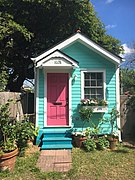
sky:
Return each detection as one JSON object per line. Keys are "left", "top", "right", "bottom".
{"left": 90, "top": 0, "right": 135, "bottom": 59}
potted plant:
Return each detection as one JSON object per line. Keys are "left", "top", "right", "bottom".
{"left": 72, "top": 107, "right": 93, "bottom": 148}
{"left": 0, "top": 101, "right": 18, "bottom": 171}
{"left": 106, "top": 108, "right": 120, "bottom": 150}
{"left": 16, "top": 117, "right": 39, "bottom": 155}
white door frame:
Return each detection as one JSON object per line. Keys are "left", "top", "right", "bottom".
{"left": 44, "top": 69, "right": 72, "bottom": 127}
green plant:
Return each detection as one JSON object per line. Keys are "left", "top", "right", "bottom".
{"left": 97, "top": 137, "right": 109, "bottom": 150}
{"left": 0, "top": 69, "right": 9, "bottom": 91}
{"left": 16, "top": 117, "right": 39, "bottom": 151}
{"left": 79, "top": 107, "right": 93, "bottom": 131}
{"left": 0, "top": 100, "right": 17, "bottom": 154}
{"left": 109, "top": 107, "right": 120, "bottom": 136}
{"left": 83, "top": 138, "right": 96, "bottom": 151}
{"left": 85, "top": 127, "right": 92, "bottom": 137}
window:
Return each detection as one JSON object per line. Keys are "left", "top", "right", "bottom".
{"left": 82, "top": 71, "right": 105, "bottom": 99}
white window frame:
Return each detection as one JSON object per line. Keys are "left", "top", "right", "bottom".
{"left": 81, "top": 69, "right": 106, "bottom": 100}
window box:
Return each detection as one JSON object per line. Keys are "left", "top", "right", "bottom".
{"left": 82, "top": 106, "right": 108, "bottom": 113}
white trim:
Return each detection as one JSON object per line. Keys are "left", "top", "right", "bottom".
{"left": 81, "top": 69, "right": 106, "bottom": 100}
{"left": 81, "top": 71, "right": 84, "bottom": 99}
{"left": 44, "top": 70, "right": 47, "bottom": 127}
{"left": 44, "top": 70, "right": 72, "bottom": 127}
{"left": 116, "top": 65, "right": 121, "bottom": 141}
{"left": 37, "top": 50, "right": 78, "bottom": 68}
{"left": 69, "top": 73, "right": 72, "bottom": 127}
{"left": 32, "top": 33, "right": 121, "bottom": 65}
{"left": 35, "top": 68, "right": 39, "bottom": 128}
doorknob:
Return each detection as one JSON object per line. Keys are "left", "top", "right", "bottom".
{"left": 66, "top": 98, "right": 69, "bottom": 105}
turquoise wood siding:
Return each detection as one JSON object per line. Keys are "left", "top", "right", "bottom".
{"left": 62, "top": 42, "right": 117, "bottom": 134}
{"left": 37, "top": 69, "right": 44, "bottom": 128}
{"left": 36, "top": 41, "right": 118, "bottom": 135}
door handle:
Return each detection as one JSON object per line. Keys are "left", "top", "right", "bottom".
{"left": 53, "top": 102, "right": 62, "bottom": 105}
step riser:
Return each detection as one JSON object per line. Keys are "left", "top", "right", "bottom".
{"left": 43, "top": 134, "right": 69, "bottom": 138}
{"left": 42, "top": 141, "right": 72, "bottom": 145}
{"left": 41, "top": 145, "right": 72, "bottom": 150}
{"left": 41, "top": 148, "right": 72, "bottom": 150}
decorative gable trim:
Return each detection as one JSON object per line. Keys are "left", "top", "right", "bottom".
{"left": 36, "top": 50, "right": 79, "bottom": 68}
{"left": 31, "top": 33, "right": 121, "bottom": 65}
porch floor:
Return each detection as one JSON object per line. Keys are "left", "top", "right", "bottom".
{"left": 36, "top": 150, "right": 72, "bottom": 172}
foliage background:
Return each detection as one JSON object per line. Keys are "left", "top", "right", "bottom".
{"left": 0, "top": 0, "right": 123, "bottom": 91}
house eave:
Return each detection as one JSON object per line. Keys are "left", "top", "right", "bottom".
{"left": 36, "top": 50, "right": 79, "bottom": 68}
{"left": 31, "top": 33, "right": 121, "bottom": 65}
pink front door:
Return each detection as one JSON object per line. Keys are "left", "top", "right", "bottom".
{"left": 47, "top": 73, "right": 69, "bottom": 126}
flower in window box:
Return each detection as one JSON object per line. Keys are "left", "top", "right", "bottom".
{"left": 80, "top": 99, "right": 88, "bottom": 105}
{"left": 80, "top": 99, "right": 108, "bottom": 107}
{"left": 98, "top": 100, "right": 108, "bottom": 106}
{"left": 89, "top": 99, "right": 98, "bottom": 106}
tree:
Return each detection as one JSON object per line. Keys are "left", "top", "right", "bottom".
{"left": 0, "top": 0, "right": 123, "bottom": 91}
{"left": 0, "top": 12, "right": 33, "bottom": 91}
{"left": 120, "top": 69, "right": 135, "bottom": 95}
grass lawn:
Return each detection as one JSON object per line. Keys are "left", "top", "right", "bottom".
{"left": 0, "top": 144, "right": 135, "bottom": 180}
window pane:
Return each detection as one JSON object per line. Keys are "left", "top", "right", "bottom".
{"left": 84, "top": 88, "right": 91, "bottom": 94}
{"left": 85, "top": 80, "right": 90, "bottom": 86}
{"left": 91, "top": 80, "right": 96, "bottom": 86}
{"left": 97, "top": 80, "right": 103, "bottom": 86}
{"left": 97, "top": 88, "right": 103, "bottom": 94}
{"left": 84, "top": 73, "right": 90, "bottom": 79}
{"left": 91, "top": 73, "right": 96, "bottom": 79}
{"left": 97, "top": 73, "right": 103, "bottom": 79}
{"left": 91, "top": 89, "right": 96, "bottom": 94}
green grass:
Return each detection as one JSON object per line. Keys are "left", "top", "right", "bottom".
{"left": 0, "top": 144, "right": 135, "bottom": 180}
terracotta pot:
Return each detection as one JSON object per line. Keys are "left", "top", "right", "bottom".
{"left": 108, "top": 138, "right": 118, "bottom": 150}
{"left": 0, "top": 148, "right": 18, "bottom": 171}
{"left": 73, "top": 136, "right": 87, "bottom": 148}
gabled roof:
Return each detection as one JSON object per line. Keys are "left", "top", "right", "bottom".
{"left": 31, "top": 32, "right": 122, "bottom": 65}
{"left": 36, "top": 49, "right": 79, "bottom": 68}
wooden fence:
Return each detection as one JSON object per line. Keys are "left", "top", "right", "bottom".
{"left": 0, "top": 92, "right": 34, "bottom": 122}
{"left": 120, "top": 95, "right": 135, "bottom": 140}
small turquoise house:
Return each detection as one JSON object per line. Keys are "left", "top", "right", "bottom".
{"left": 31, "top": 32, "right": 122, "bottom": 150}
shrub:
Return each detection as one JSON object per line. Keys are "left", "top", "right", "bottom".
{"left": 97, "top": 137, "right": 109, "bottom": 150}
{"left": 83, "top": 138, "right": 96, "bottom": 151}
{"left": 16, "top": 117, "right": 39, "bottom": 154}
